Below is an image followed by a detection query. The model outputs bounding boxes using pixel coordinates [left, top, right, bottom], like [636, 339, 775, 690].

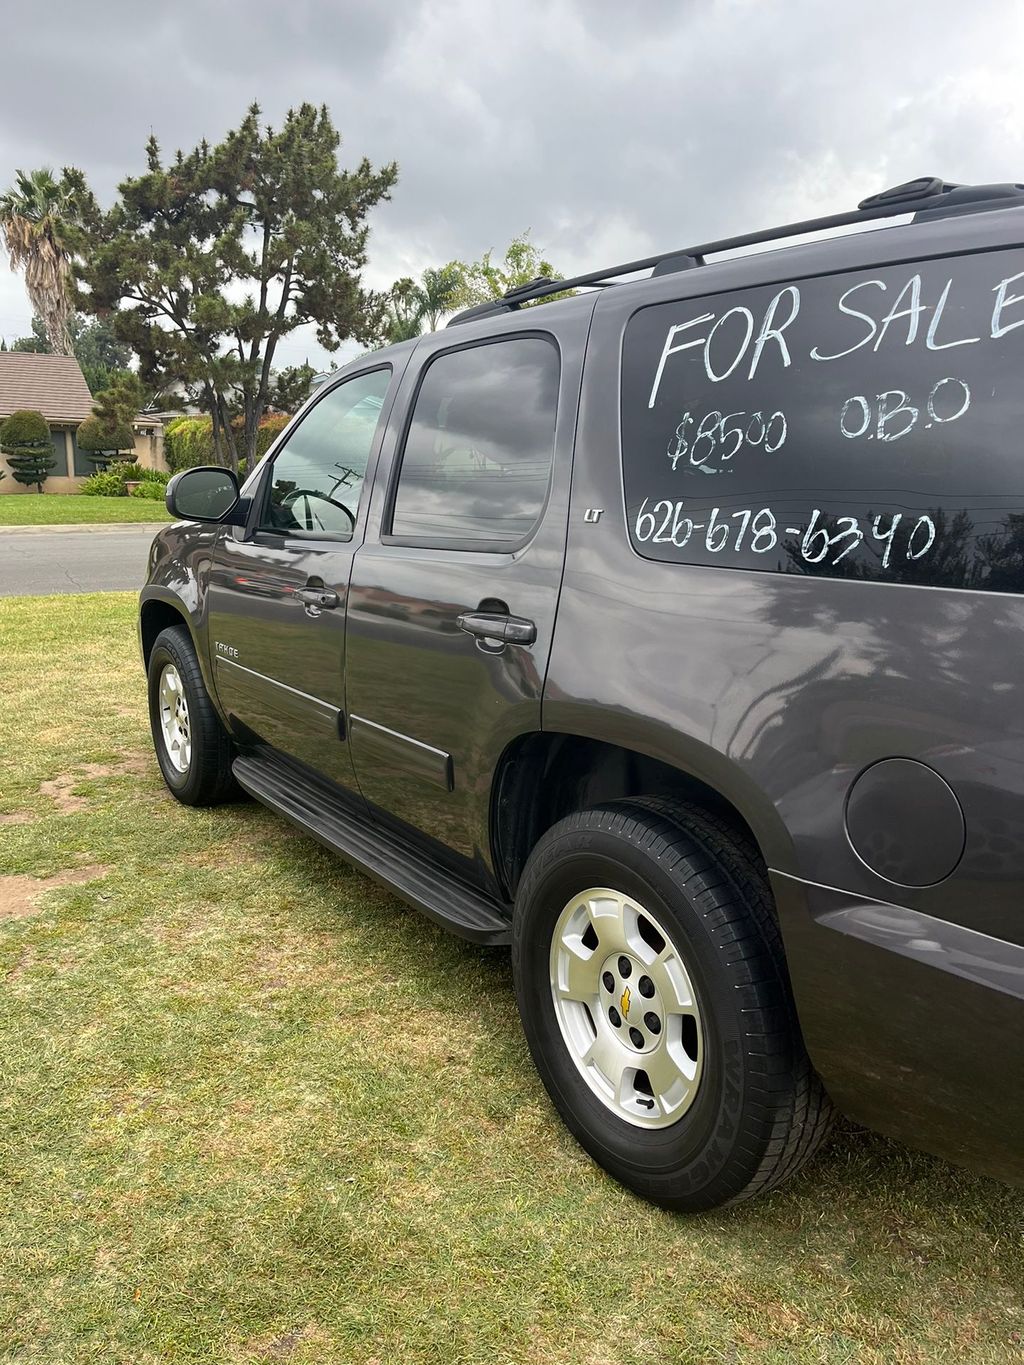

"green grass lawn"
[0, 594, 1021, 1364]
[0, 494, 172, 526]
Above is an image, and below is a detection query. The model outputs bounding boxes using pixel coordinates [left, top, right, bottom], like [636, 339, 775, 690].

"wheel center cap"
[598, 953, 663, 1054]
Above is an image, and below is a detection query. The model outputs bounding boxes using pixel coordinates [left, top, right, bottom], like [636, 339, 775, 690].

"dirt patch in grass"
[0, 864, 112, 920]
[193, 842, 270, 870]
[232, 1325, 327, 1363]
[38, 757, 149, 813]
[0, 811, 34, 825]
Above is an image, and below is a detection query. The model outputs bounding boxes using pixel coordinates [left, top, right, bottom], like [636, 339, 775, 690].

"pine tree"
[79, 103, 398, 471]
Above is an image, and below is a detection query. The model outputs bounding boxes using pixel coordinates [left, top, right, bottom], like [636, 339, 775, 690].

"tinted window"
[621, 248, 1024, 592]
[391, 337, 559, 544]
[261, 368, 391, 538]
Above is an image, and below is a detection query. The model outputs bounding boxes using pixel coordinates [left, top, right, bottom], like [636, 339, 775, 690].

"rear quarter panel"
[544, 211, 1024, 1182]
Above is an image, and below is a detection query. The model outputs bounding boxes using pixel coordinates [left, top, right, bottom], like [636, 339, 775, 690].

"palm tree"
[418, 264, 464, 330]
[0, 169, 79, 355]
[384, 277, 426, 344]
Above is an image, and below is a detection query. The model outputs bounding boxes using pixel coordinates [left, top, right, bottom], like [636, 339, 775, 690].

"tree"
[384, 277, 426, 343]
[76, 371, 145, 468]
[92, 370, 145, 431]
[0, 168, 86, 355]
[0, 409, 55, 491]
[78, 103, 398, 471]
[382, 263, 466, 341]
[451, 232, 569, 308]
[418, 264, 465, 329]
[265, 362, 316, 412]
[71, 316, 133, 394]
[11, 313, 134, 392]
[11, 317, 48, 352]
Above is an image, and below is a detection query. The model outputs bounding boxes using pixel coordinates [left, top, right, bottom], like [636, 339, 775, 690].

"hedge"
[164, 413, 291, 473]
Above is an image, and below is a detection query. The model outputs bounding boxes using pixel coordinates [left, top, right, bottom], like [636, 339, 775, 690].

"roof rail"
[446, 177, 1024, 327]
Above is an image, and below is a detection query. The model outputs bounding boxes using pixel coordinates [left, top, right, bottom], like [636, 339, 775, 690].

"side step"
[232, 753, 512, 946]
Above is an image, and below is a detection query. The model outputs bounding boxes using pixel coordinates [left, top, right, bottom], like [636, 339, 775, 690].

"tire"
[511, 800, 833, 1211]
[147, 625, 240, 806]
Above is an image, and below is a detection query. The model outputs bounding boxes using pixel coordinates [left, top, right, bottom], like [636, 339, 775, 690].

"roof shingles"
[0, 353, 94, 425]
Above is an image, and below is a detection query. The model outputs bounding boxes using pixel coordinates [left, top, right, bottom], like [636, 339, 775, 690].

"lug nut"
[629, 1027, 645, 1048]
[602, 971, 615, 992]
[645, 1012, 661, 1034]
[618, 956, 632, 978]
[638, 975, 655, 998]
[608, 1006, 621, 1028]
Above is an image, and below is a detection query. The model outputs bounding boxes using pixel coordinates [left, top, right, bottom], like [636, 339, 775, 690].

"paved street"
[0, 526, 162, 596]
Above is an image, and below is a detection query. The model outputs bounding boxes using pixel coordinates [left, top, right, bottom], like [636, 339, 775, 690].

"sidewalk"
[0, 521, 169, 535]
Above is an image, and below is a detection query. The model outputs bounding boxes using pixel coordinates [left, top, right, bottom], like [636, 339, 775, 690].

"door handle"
[297, 586, 339, 610]
[456, 611, 537, 646]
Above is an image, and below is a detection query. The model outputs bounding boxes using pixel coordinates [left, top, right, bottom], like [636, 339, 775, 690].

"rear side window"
[621, 248, 1024, 591]
[390, 336, 559, 546]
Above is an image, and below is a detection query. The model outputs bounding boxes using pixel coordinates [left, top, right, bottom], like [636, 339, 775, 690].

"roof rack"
[446, 177, 1024, 327]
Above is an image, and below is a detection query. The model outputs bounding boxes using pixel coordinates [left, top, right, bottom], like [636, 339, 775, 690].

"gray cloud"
[1, 0, 1022, 369]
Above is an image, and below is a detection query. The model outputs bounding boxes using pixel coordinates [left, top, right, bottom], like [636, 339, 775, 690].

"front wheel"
[511, 801, 833, 1211]
[147, 625, 240, 806]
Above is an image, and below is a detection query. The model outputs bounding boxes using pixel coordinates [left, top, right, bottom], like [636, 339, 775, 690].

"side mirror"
[166, 466, 241, 523]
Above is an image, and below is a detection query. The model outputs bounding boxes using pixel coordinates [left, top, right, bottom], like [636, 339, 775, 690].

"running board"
[232, 753, 512, 946]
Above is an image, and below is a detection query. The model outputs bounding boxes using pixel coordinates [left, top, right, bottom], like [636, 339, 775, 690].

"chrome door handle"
[456, 612, 537, 645]
[297, 587, 339, 609]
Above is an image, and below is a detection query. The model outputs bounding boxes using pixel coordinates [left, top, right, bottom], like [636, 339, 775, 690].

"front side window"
[390, 336, 559, 545]
[261, 367, 391, 538]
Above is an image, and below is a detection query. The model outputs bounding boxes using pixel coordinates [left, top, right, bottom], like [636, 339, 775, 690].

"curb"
[0, 522, 169, 536]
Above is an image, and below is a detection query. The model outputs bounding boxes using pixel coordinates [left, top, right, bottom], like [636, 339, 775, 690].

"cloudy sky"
[3, 0, 1024, 371]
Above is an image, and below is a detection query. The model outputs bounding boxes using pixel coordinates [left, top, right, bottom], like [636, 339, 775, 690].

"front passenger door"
[207, 365, 397, 788]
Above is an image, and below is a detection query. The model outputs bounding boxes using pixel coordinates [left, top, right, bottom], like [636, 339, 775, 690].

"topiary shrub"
[0, 409, 55, 492]
[77, 413, 136, 470]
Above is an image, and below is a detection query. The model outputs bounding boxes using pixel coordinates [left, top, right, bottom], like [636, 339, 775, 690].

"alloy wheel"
[549, 887, 703, 1128]
[158, 663, 192, 774]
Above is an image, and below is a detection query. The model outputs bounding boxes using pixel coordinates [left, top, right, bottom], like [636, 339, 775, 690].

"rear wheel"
[147, 625, 240, 806]
[511, 800, 833, 1211]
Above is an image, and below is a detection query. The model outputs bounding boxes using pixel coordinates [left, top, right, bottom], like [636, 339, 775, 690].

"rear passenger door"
[345, 301, 596, 885]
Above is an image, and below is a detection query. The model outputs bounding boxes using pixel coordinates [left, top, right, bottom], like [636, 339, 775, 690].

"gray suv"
[140, 176, 1024, 1211]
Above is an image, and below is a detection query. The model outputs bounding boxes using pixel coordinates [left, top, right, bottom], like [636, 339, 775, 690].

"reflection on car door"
[206, 365, 399, 788]
[344, 302, 595, 886]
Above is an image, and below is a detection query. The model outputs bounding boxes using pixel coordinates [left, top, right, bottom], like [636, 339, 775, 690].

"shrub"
[164, 412, 291, 472]
[81, 470, 125, 497]
[80, 462, 160, 497]
[164, 417, 211, 472]
[129, 479, 168, 500]
[111, 462, 149, 483]
[0, 409, 55, 492]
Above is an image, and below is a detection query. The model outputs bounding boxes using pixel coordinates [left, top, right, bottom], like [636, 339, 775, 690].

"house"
[0, 353, 166, 492]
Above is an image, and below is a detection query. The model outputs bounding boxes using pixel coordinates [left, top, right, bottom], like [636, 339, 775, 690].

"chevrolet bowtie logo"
[620, 985, 631, 1020]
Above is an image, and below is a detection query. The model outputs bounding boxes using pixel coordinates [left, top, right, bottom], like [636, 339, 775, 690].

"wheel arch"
[140, 594, 195, 668]
[491, 730, 793, 899]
